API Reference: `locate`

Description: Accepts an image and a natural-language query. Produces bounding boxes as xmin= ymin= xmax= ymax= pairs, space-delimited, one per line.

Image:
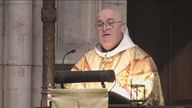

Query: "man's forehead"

xmin=97 ymin=9 xmax=121 ymax=21
xmin=97 ymin=18 xmax=115 ymax=22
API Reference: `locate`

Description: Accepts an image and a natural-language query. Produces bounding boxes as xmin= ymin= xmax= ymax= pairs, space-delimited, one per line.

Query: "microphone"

xmin=54 ymin=70 xmax=115 ymax=84
xmin=62 ymin=49 xmax=76 ymax=64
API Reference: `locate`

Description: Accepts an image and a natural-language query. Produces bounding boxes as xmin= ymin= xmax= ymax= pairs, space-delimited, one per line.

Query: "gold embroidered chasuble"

xmin=66 ymin=46 xmax=164 ymax=105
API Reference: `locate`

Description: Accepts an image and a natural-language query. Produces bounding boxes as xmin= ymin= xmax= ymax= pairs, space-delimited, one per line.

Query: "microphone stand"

xmin=60 ymin=49 xmax=75 ymax=88
xmin=62 ymin=49 xmax=75 ymax=64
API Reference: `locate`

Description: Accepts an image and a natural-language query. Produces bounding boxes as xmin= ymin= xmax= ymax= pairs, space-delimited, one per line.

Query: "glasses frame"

xmin=96 ymin=20 xmax=122 ymax=31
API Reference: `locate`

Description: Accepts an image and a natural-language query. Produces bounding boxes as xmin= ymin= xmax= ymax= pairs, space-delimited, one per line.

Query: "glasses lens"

xmin=106 ymin=20 xmax=115 ymax=26
xmin=96 ymin=21 xmax=103 ymax=30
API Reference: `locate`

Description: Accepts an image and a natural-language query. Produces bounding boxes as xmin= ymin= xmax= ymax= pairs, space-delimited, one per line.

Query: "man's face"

xmin=96 ymin=9 xmax=123 ymax=51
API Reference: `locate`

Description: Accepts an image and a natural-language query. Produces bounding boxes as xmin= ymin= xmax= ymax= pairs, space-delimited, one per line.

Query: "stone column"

xmin=4 ymin=1 xmax=32 ymax=108
xmin=41 ymin=0 xmax=56 ymax=106
xmin=32 ymin=0 xmax=43 ymax=107
xmin=0 ymin=0 xmax=4 ymax=108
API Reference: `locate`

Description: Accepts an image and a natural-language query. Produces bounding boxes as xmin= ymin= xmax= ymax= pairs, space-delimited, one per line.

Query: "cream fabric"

xmin=49 ymin=89 xmax=108 ymax=108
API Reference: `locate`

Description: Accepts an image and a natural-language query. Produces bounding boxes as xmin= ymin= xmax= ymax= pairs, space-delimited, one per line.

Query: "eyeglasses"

xmin=96 ymin=19 xmax=122 ymax=31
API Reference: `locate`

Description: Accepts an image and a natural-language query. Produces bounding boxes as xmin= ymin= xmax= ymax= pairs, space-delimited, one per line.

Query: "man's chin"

xmin=102 ymin=46 xmax=112 ymax=51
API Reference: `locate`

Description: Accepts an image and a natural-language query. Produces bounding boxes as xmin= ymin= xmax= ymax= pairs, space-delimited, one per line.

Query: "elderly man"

xmin=66 ymin=8 xmax=164 ymax=105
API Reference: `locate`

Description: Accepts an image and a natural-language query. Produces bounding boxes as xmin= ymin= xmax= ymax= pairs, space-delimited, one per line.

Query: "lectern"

xmin=50 ymin=70 xmax=135 ymax=108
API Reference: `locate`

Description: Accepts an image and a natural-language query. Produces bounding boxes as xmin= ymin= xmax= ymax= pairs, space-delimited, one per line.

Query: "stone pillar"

xmin=32 ymin=0 xmax=43 ymax=107
xmin=0 ymin=0 xmax=4 ymax=108
xmin=41 ymin=0 xmax=56 ymax=107
xmin=4 ymin=1 xmax=32 ymax=108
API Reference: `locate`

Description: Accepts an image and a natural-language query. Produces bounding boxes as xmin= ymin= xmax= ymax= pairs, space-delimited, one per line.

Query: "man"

xmin=66 ymin=8 xmax=164 ymax=105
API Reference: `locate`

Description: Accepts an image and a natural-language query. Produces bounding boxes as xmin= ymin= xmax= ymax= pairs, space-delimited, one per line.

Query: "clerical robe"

xmin=65 ymin=46 xmax=164 ymax=105
xmin=65 ymin=28 xmax=164 ymax=105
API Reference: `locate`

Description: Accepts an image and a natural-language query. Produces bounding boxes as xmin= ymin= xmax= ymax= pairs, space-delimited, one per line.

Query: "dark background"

xmin=127 ymin=1 xmax=192 ymax=105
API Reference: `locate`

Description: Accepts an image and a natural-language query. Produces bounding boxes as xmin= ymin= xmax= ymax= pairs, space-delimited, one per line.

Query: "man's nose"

xmin=102 ymin=24 xmax=109 ymax=32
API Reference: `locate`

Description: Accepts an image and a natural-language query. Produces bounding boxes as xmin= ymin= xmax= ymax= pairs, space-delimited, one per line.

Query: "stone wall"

xmin=55 ymin=0 xmax=127 ymax=64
